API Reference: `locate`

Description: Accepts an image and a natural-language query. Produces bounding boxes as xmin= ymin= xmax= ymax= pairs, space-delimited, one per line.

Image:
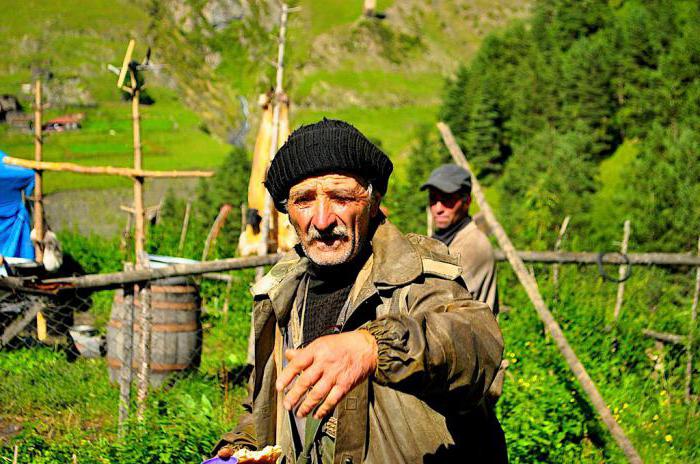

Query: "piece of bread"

xmin=234 ymin=445 xmax=283 ymax=464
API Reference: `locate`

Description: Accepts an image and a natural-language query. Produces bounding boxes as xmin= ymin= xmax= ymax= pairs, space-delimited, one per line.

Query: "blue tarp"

xmin=0 ymin=150 xmax=35 ymax=259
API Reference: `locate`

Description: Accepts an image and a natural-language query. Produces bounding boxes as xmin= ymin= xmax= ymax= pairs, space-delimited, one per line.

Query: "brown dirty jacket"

xmin=215 ymin=221 xmax=505 ymax=464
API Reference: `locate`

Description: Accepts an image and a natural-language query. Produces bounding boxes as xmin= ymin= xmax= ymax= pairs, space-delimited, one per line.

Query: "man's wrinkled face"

xmin=428 ymin=188 xmax=471 ymax=230
xmin=287 ymin=173 xmax=379 ymax=267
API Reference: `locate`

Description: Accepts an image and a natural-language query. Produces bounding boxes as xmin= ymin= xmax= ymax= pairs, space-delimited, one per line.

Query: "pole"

xmin=136 ymin=282 xmax=152 ymax=420
xmin=426 ymin=205 xmax=433 ymax=237
xmin=33 ymin=80 xmax=44 ymax=263
xmin=129 ymin=67 xmax=152 ymax=418
xmin=552 ymin=215 xmax=570 ymax=292
xmin=130 ymin=70 xmax=145 ymax=266
xmin=686 ymin=236 xmax=700 ymax=402
xmin=437 ymin=122 xmax=643 ymax=464
xmin=2 ymin=156 xmax=213 ymax=178
xmin=612 ymin=220 xmax=631 ymax=326
xmin=257 ymin=3 xmax=288 ymax=282
xmin=178 ymin=201 xmax=192 ymax=255
xmin=118 ymin=282 xmax=135 ymax=436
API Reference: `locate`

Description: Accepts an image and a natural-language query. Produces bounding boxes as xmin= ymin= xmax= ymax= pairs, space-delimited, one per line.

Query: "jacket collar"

xmin=251 ymin=220 xmax=422 ymax=323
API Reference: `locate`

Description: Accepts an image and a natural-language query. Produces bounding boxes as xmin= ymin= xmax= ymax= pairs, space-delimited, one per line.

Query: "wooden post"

xmin=12 ymin=445 xmax=18 ymax=464
xmin=363 ymin=0 xmax=376 ymax=17
xmin=178 ymin=201 xmax=192 ymax=255
xmin=552 ymin=215 xmax=571 ymax=292
xmin=258 ymin=3 xmax=289 ymax=282
xmin=222 ymin=275 xmax=233 ymax=323
xmin=130 ymin=70 xmax=145 ymax=267
xmin=33 ymin=80 xmax=44 ymax=263
xmin=437 ymin=122 xmax=643 ymax=464
xmin=136 ymin=282 xmax=152 ymax=420
xmin=686 ymin=236 xmax=700 ymax=402
xmin=203 ymin=204 xmax=233 ymax=261
xmin=118 ymin=282 xmax=135 ymax=436
xmin=2 ymin=157 xmax=213 ymax=178
xmin=612 ymin=220 xmax=631 ymax=326
xmin=33 ymin=81 xmax=47 ymax=341
xmin=426 ymin=205 xmax=433 ymax=237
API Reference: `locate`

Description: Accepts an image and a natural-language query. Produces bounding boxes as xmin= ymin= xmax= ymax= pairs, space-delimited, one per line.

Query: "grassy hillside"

xmin=0 ymin=0 xmax=231 ymax=193
xmin=0 ymin=0 xmax=528 ymax=193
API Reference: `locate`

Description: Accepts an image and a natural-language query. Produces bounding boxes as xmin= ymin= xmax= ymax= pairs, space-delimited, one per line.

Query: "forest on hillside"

xmin=390 ymin=0 xmax=699 ymax=256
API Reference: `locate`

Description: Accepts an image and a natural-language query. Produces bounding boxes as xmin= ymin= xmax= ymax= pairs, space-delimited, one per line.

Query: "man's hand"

xmin=276 ymin=330 xmax=378 ymax=419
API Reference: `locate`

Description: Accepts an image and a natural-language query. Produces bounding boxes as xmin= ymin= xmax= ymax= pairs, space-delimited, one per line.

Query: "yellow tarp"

xmin=238 ymin=94 xmax=296 ymax=256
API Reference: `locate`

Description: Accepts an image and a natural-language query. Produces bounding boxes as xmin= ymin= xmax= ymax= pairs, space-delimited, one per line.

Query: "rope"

xmin=597 ymin=252 xmax=632 ymax=283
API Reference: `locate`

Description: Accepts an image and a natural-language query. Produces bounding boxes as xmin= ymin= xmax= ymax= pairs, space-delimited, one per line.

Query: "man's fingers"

xmin=276 ymin=349 xmax=314 ymax=391
xmin=314 ymin=385 xmax=346 ymax=419
xmin=282 ymin=366 xmax=323 ymax=411
xmin=296 ymin=377 xmax=333 ymax=418
xmin=285 ymin=348 xmax=299 ymax=362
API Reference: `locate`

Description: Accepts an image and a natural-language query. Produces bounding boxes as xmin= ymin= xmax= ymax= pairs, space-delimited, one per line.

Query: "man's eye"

xmin=292 ymin=196 xmax=313 ymax=205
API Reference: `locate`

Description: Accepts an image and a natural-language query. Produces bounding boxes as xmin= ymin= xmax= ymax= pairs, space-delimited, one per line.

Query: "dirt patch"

xmin=44 ymin=178 xmax=199 ymax=238
xmin=0 ymin=418 xmax=23 ymax=443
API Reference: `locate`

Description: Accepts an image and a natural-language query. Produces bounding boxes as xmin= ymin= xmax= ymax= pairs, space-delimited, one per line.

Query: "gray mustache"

xmin=308 ymin=224 xmax=348 ymax=241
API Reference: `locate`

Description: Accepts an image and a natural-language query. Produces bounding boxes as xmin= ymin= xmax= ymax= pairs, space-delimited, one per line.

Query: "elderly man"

xmin=422 ymin=164 xmax=498 ymax=315
xmin=215 ymin=119 xmax=505 ymax=463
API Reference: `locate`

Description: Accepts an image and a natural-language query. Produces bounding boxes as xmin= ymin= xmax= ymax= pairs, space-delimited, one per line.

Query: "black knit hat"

xmin=265 ymin=118 xmax=393 ymax=212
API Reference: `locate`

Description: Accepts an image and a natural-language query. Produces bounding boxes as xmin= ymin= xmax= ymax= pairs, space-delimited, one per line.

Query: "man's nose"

xmin=432 ymin=202 xmax=445 ymax=214
xmin=311 ymin=198 xmax=336 ymax=231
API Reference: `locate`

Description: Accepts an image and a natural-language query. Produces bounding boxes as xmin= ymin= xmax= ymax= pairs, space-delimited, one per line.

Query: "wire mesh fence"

xmin=0 ymin=264 xmax=258 ymax=451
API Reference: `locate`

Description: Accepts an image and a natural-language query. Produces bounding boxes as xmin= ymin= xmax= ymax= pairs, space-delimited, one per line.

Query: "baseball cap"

xmin=420 ymin=164 xmax=472 ymax=194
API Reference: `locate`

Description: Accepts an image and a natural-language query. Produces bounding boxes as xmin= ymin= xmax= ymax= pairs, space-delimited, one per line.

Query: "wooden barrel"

xmin=106 ymin=277 xmax=202 ymax=387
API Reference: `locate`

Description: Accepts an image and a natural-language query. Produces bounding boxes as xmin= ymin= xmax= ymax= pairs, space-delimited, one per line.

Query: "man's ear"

xmin=463 ymin=194 xmax=472 ymax=213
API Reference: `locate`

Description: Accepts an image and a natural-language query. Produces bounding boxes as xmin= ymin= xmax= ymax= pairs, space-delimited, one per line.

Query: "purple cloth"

xmin=0 ymin=150 xmax=35 ymax=259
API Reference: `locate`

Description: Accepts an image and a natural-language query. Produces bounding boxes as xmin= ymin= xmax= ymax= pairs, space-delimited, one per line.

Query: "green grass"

xmin=0 ymin=88 xmax=230 ymax=193
xmin=303 ymin=0 xmax=396 ymax=36
xmin=295 ymin=104 xmax=438 ymax=163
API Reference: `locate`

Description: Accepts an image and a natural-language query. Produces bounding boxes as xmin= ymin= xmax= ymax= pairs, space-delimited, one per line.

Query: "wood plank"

xmin=2 ymin=156 xmax=214 ymax=179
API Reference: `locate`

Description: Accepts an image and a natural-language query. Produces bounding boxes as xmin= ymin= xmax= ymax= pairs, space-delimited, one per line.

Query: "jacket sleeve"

xmin=364 ymin=276 xmax=503 ymax=411
xmin=211 ymin=369 xmax=259 ymax=455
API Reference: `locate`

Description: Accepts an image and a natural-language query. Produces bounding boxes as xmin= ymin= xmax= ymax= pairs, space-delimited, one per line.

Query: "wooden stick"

xmin=202 ymin=204 xmax=233 ymax=261
xmin=492 ymin=250 xmax=700 ymax=266
xmin=612 ymin=220 xmax=631 ymax=325
xmin=5 ymin=248 xmax=700 ymax=295
xmin=686 ymin=236 xmax=700 ymax=401
xmin=12 ymin=445 xmax=18 ymax=464
xmin=136 ymin=283 xmax=152 ymax=420
xmin=178 ymin=201 xmax=192 ymax=255
xmin=131 ymin=71 xmax=146 ymax=266
xmin=118 ymin=282 xmax=135 ymax=436
xmin=0 ymin=299 xmax=44 ymax=348
xmin=643 ymin=329 xmax=686 ymax=345
xmin=426 ymin=205 xmax=433 ymax=237
xmin=222 ymin=274 xmax=233 ymax=323
xmin=258 ymin=3 xmax=289 ymax=281
xmin=363 ymin=0 xmax=377 ymax=17
xmin=33 ymin=80 xmax=44 ymax=263
xmin=37 ymin=254 xmax=283 ymax=290
xmin=2 ymin=156 xmax=214 ymax=178
xmin=552 ymin=215 xmax=571 ymax=290
xmin=437 ymin=121 xmax=643 ymax=464
xmin=274 ymin=324 xmax=284 ymax=442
